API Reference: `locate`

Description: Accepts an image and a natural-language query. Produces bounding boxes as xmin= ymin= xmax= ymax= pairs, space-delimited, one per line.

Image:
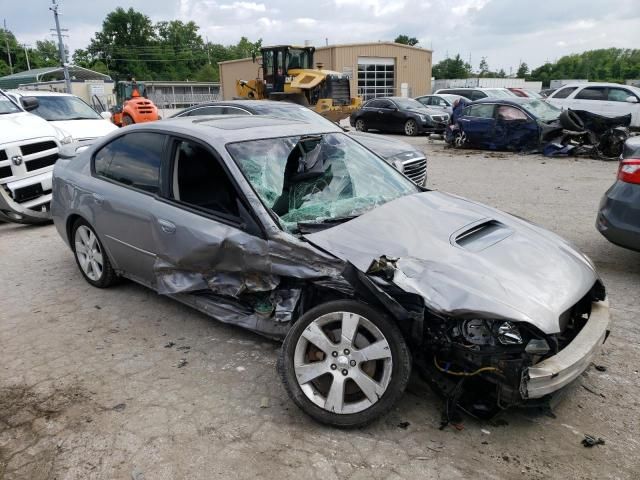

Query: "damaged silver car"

xmin=51 ymin=115 xmax=610 ymax=428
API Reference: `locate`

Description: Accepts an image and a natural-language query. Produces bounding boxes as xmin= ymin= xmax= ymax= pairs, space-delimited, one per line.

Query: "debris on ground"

xmin=164 ymin=342 xmax=175 ymax=348
xmin=397 ymin=421 xmax=410 ymax=429
xmin=582 ymin=384 xmax=606 ymax=398
xmin=582 ymin=435 xmax=605 ymax=448
xmin=177 ymin=358 xmax=188 ymax=368
xmin=260 ymin=397 xmax=270 ymax=408
xmin=594 ymin=365 xmax=607 ymax=372
xmin=112 ymin=403 xmax=126 ymax=412
xmin=176 ymin=345 xmax=191 ymax=351
xmin=481 ymin=429 xmax=491 ymax=435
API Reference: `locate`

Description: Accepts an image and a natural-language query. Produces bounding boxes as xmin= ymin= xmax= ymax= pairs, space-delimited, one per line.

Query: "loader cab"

xmin=261 ymin=46 xmax=315 ymax=94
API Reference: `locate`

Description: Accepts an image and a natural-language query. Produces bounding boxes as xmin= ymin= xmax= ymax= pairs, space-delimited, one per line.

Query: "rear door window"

xmin=470 ymin=90 xmax=487 ymax=100
xmin=497 ymin=105 xmax=529 ymax=120
xmin=467 ymin=104 xmax=495 ymax=118
xmin=575 ymin=87 xmax=607 ymax=101
xmin=608 ymin=87 xmax=637 ymax=102
xmin=94 ymin=132 xmax=165 ymax=194
xmin=187 ymin=106 xmax=226 ymax=116
xmin=551 ymin=87 xmax=577 ymax=99
xmin=365 ymin=99 xmax=384 ymax=109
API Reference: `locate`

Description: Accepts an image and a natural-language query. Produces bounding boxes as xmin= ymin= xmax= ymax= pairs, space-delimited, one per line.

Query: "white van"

xmin=546 ymin=82 xmax=640 ymax=128
xmin=0 ymin=90 xmax=65 ymax=224
xmin=7 ymin=90 xmax=118 ymax=141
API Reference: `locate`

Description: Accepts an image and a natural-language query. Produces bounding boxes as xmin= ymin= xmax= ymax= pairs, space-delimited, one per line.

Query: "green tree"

xmin=516 ymin=61 xmax=528 ymax=78
xmin=432 ymin=54 xmax=472 ymax=79
xmin=479 ymin=57 xmax=489 ymax=77
xmin=394 ymin=35 xmax=419 ymax=46
xmin=497 ymin=68 xmax=506 ymax=78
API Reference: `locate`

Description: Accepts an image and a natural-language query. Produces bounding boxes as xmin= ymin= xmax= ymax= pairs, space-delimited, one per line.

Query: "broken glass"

xmin=228 ymin=133 xmax=419 ymax=233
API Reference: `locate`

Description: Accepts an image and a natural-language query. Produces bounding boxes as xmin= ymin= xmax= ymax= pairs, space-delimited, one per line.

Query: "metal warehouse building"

xmin=219 ymin=42 xmax=432 ymax=101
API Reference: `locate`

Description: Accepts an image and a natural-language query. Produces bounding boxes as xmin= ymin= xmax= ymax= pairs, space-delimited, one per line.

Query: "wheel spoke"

xmin=340 ymin=312 xmax=359 ymax=346
xmin=77 ymin=252 xmax=89 ymax=272
xmin=351 ymin=369 xmax=385 ymax=404
xmin=75 ymin=241 xmax=88 ymax=256
xmin=91 ymin=260 xmax=102 ymax=276
xmin=87 ymin=231 xmax=97 ymax=249
xmin=295 ymin=361 xmax=329 ymax=384
xmin=92 ymin=251 xmax=103 ymax=266
xmin=301 ymin=322 xmax=336 ymax=354
xmin=78 ymin=227 xmax=90 ymax=246
xmin=353 ymin=339 xmax=391 ymax=362
xmin=324 ymin=375 xmax=346 ymax=413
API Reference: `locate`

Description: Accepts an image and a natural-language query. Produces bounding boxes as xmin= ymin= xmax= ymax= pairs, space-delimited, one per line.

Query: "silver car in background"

xmin=52 ymin=115 xmax=610 ymax=428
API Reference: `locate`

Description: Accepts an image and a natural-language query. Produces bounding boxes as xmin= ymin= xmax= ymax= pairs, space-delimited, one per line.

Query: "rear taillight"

xmin=618 ymin=159 xmax=640 ymax=184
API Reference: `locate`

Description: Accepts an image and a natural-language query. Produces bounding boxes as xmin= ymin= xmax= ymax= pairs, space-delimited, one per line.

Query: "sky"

xmin=5 ymin=0 xmax=640 ymax=73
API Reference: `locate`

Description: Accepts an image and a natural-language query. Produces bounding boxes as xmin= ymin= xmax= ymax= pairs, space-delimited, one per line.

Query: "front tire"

xmin=122 ymin=114 xmax=134 ymax=126
xmin=404 ymin=119 xmax=418 ymax=136
xmin=354 ymin=119 xmax=367 ymax=132
xmin=278 ymin=300 xmax=411 ymax=428
xmin=72 ymin=219 xmax=117 ymax=288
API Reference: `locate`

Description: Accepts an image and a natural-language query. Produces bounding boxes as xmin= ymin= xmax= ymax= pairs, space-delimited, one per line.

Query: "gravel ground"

xmin=1 ymin=138 xmax=639 ymax=480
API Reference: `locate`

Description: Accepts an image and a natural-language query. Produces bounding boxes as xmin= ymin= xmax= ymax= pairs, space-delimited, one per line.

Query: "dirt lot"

xmin=1 ymin=139 xmax=639 ymax=480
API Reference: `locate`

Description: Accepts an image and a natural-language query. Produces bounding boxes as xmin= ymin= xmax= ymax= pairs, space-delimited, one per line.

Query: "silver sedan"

xmin=51 ymin=115 xmax=610 ymax=427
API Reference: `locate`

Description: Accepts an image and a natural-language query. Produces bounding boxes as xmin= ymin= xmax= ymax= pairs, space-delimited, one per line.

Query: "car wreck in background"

xmin=445 ymin=97 xmax=631 ymax=159
xmin=52 ymin=116 xmax=610 ymax=427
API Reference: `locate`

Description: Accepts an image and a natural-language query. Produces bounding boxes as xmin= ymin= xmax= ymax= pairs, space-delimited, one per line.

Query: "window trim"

xmin=91 ymin=130 xmax=168 ymax=197
xmin=495 ymin=104 xmax=532 ymax=122
xmin=158 ymin=132 xmax=267 ymax=238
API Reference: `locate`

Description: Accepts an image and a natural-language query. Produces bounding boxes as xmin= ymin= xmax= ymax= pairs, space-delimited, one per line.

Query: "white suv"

xmin=0 ymin=90 xmax=64 ymax=224
xmin=546 ymin=82 xmax=640 ymax=128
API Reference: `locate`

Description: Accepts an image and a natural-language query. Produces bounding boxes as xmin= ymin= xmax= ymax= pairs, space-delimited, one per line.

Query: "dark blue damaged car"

xmin=445 ymin=98 xmax=562 ymax=150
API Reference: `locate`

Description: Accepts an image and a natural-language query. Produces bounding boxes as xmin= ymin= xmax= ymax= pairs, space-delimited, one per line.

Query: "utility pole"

xmin=3 ymin=19 xmax=13 ymax=74
xmin=23 ymin=44 xmax=31 ymax=70
xmin=50 ymin=0 xmax=71 ymax=93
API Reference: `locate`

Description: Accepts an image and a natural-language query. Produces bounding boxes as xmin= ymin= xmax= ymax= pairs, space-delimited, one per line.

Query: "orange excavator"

xmin=110 ymin=79 xmax=160 ymax=127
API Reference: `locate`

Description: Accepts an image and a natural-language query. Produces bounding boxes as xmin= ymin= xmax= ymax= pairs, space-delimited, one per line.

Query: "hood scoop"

xmin=451 ymin=219 xmax=513 ymax=252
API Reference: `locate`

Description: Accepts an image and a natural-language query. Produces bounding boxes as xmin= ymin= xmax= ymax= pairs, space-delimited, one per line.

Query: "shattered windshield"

xmin=228 ymin=133 xmax=419 ymax=233
xmin=521 ymin=99 xmax=561 ymax=123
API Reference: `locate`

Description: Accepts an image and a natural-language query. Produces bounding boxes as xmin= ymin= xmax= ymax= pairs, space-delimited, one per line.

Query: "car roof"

xmin=132 ymin=115 xmax=342 ymax=143
xmin=177 ymin=99 xmax=308 ymax=115
xmin=7 ymin=89 xmax=72 ymax=97
xmin=559 ymin=82 xmax=640 ymax=91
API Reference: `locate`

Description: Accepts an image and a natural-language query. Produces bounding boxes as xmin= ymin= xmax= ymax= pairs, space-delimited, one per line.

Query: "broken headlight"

xmin=457 ymin=319 xmax=524 ymax=346
xmin=496 ymin=321 xmax=523 ymax=345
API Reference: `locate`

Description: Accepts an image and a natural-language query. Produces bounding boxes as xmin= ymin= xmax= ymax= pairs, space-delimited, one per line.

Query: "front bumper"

xmin=0 ymin=171 xmax=53 ymax=224
xmin=521 ymin=299 xmax=610 ymax=399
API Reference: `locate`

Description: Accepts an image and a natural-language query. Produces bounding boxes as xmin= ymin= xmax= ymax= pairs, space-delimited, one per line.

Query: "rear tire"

xmin=404 ymin=119 xmax=418 ymax=136
xmin=122 ymin=114 xmax=134 ymax=126
xmin=278 ymin=300 xmax=411 ymax=428
xmin=71 ymin=218 xmax=118 ymax=288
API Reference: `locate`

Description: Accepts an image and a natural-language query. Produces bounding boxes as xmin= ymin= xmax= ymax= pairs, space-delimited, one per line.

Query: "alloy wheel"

xmin=74 ymin=225 xmax=104 ymax=282
xmin=293 ymin=311 xmax=393 ymax=414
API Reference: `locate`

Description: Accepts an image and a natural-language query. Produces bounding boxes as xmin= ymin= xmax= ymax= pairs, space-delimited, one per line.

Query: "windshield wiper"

xmin=64 ymin=116 xmax=99 ymax=120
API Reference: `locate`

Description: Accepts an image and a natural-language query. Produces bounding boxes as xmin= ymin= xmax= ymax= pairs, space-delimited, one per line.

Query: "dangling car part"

xmin=52 ymin=115 xmax=610 ymax=428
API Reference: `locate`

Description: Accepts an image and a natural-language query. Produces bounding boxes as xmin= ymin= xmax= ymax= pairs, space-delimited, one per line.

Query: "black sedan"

xmin=349 ymin=97 xmax=449 ymax=136
xmin=172 ymin=100 xmax=427 ymax=185
xmin=596 ymin=136 xmax=640 ymax=251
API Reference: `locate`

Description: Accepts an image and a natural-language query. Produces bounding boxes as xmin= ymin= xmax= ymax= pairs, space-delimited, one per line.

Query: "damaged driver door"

xmin=459 ymin=103 xmax=496 ymax=148
xmin=152 ymin=136 xmax=267 ymax=294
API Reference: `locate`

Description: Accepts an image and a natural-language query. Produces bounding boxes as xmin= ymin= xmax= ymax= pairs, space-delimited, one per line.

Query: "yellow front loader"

xmin=235 ymin=45 xmax=361 ymax=122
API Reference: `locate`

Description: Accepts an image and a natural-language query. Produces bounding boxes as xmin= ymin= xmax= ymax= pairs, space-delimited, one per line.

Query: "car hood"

xmin=1 ymin=112 xmax=60 ymax=144
xmin=50 ymin=119 xmax=118 ymax=140
xmin=304 ymin=191 xmax=598 ymax=334
xmin=406 ymin=107 xmax=441 ymax=116
xmin=348 ymin=131 xmax=423 ymax=160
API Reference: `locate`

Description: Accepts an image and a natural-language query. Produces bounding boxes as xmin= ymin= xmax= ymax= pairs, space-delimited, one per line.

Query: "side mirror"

xmin=20 ymin=96 xmax=39 ymax=112
xmin=100 ymin=111 xmax=112 ymax=120
xmin=625 ymin=96 xmax=638 ymax=104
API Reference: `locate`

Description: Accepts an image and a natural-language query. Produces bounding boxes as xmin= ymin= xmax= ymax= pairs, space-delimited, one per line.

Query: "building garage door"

xmin=357 ymin=57 xmax=395 ymax=101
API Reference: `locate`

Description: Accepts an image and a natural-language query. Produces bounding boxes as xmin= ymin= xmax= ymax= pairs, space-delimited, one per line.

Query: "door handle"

xmin=92 ymin=193 xmax=104 ymax=205
xmin=157 ymin=219 xmax=176 ymax=234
